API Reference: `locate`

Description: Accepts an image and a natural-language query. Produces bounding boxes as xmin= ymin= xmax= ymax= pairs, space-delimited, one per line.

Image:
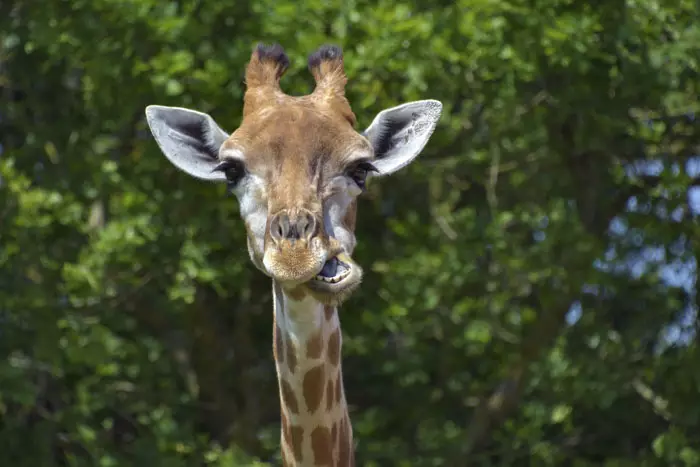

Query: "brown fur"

xmin=223 ymin=103 xmax=369 ymax=208
xmin=243 ymin=44 xmax=289 ymax=117
xmin=308 ymin=45 xmax=356 ymax=126
xmin=302 ymin=364 xmax=326 ymax=413
xmin=328 ymin=329 xmax=341 ymax=367
xmin=311 ymin=426 xmax=334 ymax=465
xmin=306 ymin=331 xmax=323 ymax=359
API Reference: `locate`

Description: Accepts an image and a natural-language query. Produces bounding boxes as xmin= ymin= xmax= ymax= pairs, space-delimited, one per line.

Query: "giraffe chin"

xmin=305 ymin=252 xmax=363 ymax=306
xmin=261 ymin=240 xmax=328 ymax=284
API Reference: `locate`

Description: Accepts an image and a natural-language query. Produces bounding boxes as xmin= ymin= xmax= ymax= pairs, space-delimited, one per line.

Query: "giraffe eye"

xmin=213 ymin=159 xmax=247 ymax=187
xmin=347 ymin=161 xmax=378 ymax=190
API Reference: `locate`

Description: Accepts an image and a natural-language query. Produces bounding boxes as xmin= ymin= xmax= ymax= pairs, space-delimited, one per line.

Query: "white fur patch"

xmin=323 ymin=176 xmax=360 ymax=255
xmin=233 ymin=174 xmax=268 ymax=260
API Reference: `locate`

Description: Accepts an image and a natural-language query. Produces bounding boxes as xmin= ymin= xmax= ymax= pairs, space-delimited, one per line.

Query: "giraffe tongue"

xmin=319 ymin=257 xmax=339 ymax=278
xmin=318 ymin=257 xmax=349 ymax=278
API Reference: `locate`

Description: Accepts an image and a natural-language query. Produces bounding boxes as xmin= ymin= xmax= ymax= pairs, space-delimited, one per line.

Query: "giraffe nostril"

xmin=300 ymin=211 xmax=318 ymax=241
xmin=270 ymin=209 xmax=318 ymax=243
xmin=270 ymin=212 xmax=290 ymax=242
xmin=297 ymin=211 xmax=316 ymax=240
xmin=276 ymin=221 xmax=285 ymax=239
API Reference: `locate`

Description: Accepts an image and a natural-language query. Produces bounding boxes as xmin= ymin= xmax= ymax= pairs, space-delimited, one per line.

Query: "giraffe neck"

xmin=272 ymin=280 xmax=355 ymax=467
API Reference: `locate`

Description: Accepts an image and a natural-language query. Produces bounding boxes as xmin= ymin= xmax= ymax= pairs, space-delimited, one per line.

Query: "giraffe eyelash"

xmin=346 ymin=161 xmax=378 ymax=191
xmin=213 ymin=159 xmax=247 ymax=186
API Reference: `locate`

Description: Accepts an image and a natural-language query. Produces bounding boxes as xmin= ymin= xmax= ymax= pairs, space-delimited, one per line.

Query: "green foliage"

xmin=1 ymin=0 xmax=698 ymax=465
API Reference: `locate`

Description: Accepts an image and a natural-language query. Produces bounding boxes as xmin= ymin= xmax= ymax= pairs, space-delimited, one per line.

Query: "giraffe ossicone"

xmin=145 ymin=43 xmax=442 ymax=467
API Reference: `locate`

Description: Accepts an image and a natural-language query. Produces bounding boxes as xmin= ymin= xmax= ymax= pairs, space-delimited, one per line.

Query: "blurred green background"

xmin=1 ymin=0 xmax=699 ymax=466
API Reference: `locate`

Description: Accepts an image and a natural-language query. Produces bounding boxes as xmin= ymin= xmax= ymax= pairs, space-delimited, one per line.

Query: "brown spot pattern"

xmin=303 ymin=365 xmax=325 ymax=413
xmin=311 ymin=426 xmax=333 ymax=465
xmin=326 ymin=378 xmax=335 ymax=411
xmin=324 ymin=305 xmax=335 ymax=321
xmin=285 ymin=337 xmax=297 ymax=373
xmin=290 ymin=425 xmax=304 ymax=463
xmin=327 ymin=328 xmax=340 ymax=367
xmin=306 ymin=331 xmax=323 ymax=359
xmin=281 ymin=379 xmax=299 ymax=414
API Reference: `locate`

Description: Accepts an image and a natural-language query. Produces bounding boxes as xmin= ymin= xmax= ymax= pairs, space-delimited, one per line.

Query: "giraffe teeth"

xmin=314 ymin=269 xmax=351 ymax=283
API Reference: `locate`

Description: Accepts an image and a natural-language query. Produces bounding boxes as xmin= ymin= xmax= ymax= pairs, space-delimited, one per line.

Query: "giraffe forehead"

xmin=224 ymin=103 xmax=371 ymax=176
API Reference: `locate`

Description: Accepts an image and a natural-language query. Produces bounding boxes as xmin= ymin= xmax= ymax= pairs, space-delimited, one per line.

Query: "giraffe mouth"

xmin=306 ymin=251 xmax=362 ymax=299
xmin=313 ymin=256 xmax=352 ymax=283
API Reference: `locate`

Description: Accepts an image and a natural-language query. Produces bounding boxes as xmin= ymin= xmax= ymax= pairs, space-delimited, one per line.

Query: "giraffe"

xmin=144 ymin=43 xmax=442 ymax=466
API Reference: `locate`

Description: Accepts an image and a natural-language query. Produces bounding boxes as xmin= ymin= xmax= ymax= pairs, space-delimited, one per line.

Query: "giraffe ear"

xmin=362 ymin=100 xmax=442 ymax=176
xmin=145 ymin=105 xmax=229 ymax=182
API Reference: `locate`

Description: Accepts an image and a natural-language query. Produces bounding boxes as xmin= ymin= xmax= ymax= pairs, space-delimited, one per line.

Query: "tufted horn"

xmin=308 ymin=44 xmax=355 ymax=125
xmin=243 ymin=43 xmax=290 ymax=117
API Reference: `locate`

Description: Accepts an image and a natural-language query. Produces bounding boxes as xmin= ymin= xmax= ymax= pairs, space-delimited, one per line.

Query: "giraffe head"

xmin=145 ymin=43 xmax=441 ymax=305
